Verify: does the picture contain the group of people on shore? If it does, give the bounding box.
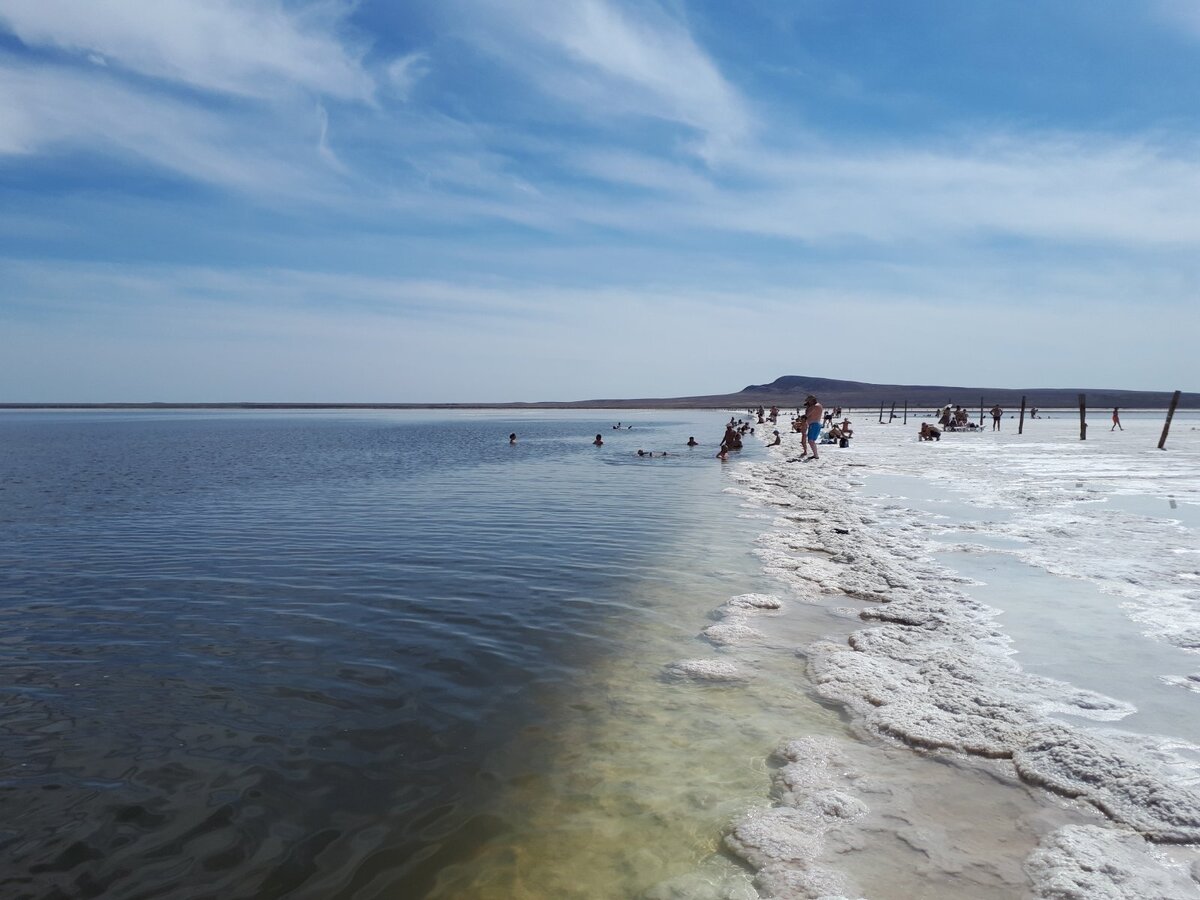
[712,396,857,462]
[508,399,1133,463]
[937,406,980,431]
[753,396,853,461]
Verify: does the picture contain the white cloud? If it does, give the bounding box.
[386,52,429,100]
[567,148,717,195]
[2,257,1196,402]
[733,135,1200,246]
[0,59,334,193]
[523,132,1200,250]
[0,0,374,101]
[457,0,750,158]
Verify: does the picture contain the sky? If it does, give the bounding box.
[1,0,1198,403]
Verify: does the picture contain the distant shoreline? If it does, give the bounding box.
[2,403,1195,412]
[2,375,1194,411]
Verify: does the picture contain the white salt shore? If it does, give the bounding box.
[676,411,1200,899]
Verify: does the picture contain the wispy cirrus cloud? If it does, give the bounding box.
[385,51,430,100]
[0,58,342,192]
[454,0,750,158]
[0,0,374,100]
[714,133,1200,246]
[2,256,1195,401]
[0,0,392,195]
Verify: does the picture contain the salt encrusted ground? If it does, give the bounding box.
[670,415,1200,899]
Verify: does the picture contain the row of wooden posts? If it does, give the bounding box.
[873,391,1185,449]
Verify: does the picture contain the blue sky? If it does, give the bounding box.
[1,0,1198,402]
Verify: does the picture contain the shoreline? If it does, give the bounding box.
[681,417,1200,897]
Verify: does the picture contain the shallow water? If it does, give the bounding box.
[847,408,1200,800]
[940,550,1200,745]
[0,409,781,899]
[4,405,1199,898]
[713,407,1200,895]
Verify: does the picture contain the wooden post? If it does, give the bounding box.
[903,400,908,424]
[878,403,884,424]
[1078,394,1087,441]
[1159,390,1182,450]
[979,397,985,427]
[1018,395,1027,435]
[889,401,896,422]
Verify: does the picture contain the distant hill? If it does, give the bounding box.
[547,375,1193,411]
[2,376,1193,410]
[719,375,1194,411]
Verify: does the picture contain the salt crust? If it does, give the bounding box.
[1014,727,1200,844]
[703,619,762,646]
[733,453,1200,856]
[715,451,1200,900]
[663,658,746,683]
[724,737,866,900]
[662,593,787,682]
[1024,824,1200,899]
[691,440,1200,897]
[727,593,785,611]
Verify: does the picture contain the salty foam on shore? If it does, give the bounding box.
[709,415,1200,898]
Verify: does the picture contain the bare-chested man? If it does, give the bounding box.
[803,395,824,460]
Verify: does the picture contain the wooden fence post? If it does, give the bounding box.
[1159,390,1182,450]
[889,401,896,422]
[878,403,884,424]
[979,397,984,427]
[903,400,908,424]
[1018,395,1026,435]
[1078,394,1087,441]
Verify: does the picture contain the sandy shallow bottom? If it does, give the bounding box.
[429,411,1200,899]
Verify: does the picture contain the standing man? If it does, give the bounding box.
[1112,408,1123,431]
[990,405,1003,431]
[804,395,824,460]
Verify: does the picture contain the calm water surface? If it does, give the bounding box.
[0,409,767,899]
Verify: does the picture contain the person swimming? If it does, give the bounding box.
[593,434,603,446]
[509,433,516,445]
[687,436,698,447]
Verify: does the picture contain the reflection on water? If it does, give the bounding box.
[942,549,1200,745]
[0,409,773,898]
[8,408,1183,897]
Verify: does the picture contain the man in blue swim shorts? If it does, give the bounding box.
[803,395,824,460]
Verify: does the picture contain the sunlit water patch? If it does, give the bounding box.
[5,407,1200,899]
[0,409,792,899]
